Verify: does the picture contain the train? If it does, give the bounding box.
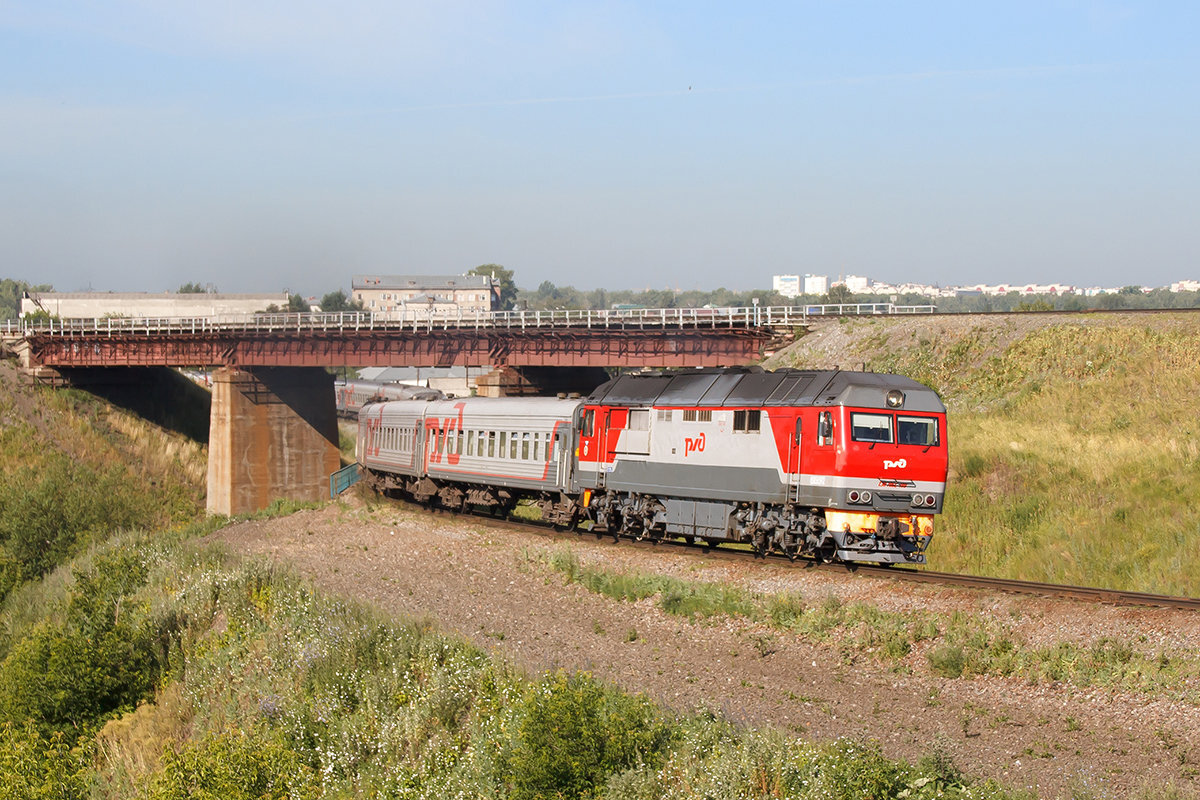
[335,379,444,418]
[355,367,948,565]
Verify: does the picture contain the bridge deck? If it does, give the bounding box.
[6,303,935,369]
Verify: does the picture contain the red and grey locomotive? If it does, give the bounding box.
[357,367,948,565]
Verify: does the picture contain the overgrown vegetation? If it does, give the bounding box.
[0,376,205,604]
[1,532,1028,799]
[540,548,1200,702]
[775,314,1200,596]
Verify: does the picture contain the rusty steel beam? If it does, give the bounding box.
[24,326,770,369]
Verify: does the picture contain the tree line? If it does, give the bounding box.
[5,274,1199,320]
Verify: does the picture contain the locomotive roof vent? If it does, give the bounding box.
[886,389,905,408]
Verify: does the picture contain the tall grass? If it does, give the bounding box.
[788,315,1200,595]
[0,532,1044,800]
[0,380,205,604]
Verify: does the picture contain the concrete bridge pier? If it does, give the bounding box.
[206,367,342,516]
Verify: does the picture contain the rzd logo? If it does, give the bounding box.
[684,433,705,456]
[883,458,907,470]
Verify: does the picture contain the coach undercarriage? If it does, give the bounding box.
[363,469,927,565]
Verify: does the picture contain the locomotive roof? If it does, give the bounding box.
[586,368,945,413]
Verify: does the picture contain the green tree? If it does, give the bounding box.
[0,279,53,319]
[824,284,854,304]
[177,282,210,294]
[319,289,362,312]
[287,293,309,312]
[469,264,517,310]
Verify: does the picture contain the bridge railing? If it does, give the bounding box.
[3,303,934,337]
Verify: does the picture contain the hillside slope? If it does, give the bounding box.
[0,360,206,601]
[766,312,1200,595]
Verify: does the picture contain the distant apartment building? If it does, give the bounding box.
[771,274,801,298]
[1172,279,1200,292]
[803,274,828,295]
[842,275,871,293]
[20,291,288,319]
[352,274,500,314]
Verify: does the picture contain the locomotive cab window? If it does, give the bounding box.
[733,409,761,433]
[581,409,594,437]
[818,411,834,446]
[851,413,893,443]
[898,416,938,446]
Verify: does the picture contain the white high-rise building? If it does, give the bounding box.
[772,274,801,298]
[803,274,828,295]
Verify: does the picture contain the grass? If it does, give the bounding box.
[778,314,1200,596]
[0,531,1046,800]
[537,546,1200,702]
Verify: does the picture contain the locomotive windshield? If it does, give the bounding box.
[850,413,940,446]
[898,415,939,446]
[851,413,893,443]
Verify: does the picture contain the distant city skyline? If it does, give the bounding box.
[2,3,1197,296]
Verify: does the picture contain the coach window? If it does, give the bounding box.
[510,432,519,459]
[851,413,893,444]
[818,411,834,446]
[457,429,465,454]
[522,432,531,460]
[499,432,507,458]
[488,431,496,458]
[467,430,475,455]
[733,409,761,433]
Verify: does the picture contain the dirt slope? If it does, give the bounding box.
[213,499,1200,798]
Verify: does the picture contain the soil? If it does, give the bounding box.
[212,498,1200,798]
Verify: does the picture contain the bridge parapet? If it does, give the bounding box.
[3,302,933,338]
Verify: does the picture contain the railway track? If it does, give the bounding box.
[413,501,1200,612]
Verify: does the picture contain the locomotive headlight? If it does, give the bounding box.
[912,493,924,507]
[860,490,872,504]
[885,389,905,408]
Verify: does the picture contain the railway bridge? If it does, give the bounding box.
[1,303,931,515]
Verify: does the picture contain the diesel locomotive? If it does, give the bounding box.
[356,367,948,565]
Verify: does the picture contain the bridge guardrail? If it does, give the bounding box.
[2,303,934,337]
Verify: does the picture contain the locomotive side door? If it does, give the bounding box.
[786,416,802,503]
[596,409,612,489]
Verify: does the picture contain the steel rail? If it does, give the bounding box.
[398,498,1200,612]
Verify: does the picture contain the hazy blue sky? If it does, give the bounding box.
[2,2,1197,296]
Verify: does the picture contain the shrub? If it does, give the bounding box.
[504,671,671,800]
[145,729,318,800]
[0,720,88,800]
[0,548,162,739]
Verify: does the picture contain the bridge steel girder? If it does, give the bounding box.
[23,327,769,369]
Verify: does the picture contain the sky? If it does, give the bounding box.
[1,2,1197,297]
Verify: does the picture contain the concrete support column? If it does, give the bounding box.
[207,366,341,516]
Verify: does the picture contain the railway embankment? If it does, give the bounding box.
[767,311,1200,597]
